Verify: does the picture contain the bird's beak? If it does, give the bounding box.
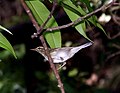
[30,48,37,51]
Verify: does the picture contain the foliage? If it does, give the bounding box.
[25,0,61,48]
[25,0,105,48]
[0,25,17,58]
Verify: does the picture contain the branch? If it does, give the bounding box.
[20,0,65,93]
[45,1,115,32]
[112,14,120,26]
[31,0,57,38]
[112,43,120,49]
[109,32,120,39]
[31,0,116,38]
[105,51,120,63]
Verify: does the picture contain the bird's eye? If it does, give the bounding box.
[37,47,41,50]
[38,47,43,50]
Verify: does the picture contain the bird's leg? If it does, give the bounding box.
[57,62,66,70]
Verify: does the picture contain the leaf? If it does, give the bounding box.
[80,0,97,28]
[88,16,107,35]
[0,25,13,35]
[88,16,97,26]
[96,23,107,35]
[62,0,86,16]
[62,0,91,41]
[80,0,93,12]
[25,0,61,48]
[0,32,17,59]
[68,68,78,77]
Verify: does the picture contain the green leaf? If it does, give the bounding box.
[88,16,97,26]
[96,23,107,35]
[62,0,86,16]
[0,25,13,35]
[80,0,97,29]
[62,0,91,41]
[0,32,17,59]
[68,68,78,77]
[88,16,107,35]
[25,0,61,48]
[80,0,93,12]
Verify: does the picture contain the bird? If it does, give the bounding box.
[31,42,92,64]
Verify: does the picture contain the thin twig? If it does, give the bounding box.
[45,1,115,32]
[20,0,65,93]
[31,0,58,38]
[109,32,120,39]
[112,14,120,26]
[105,51,120,63]
[112,43,120,49]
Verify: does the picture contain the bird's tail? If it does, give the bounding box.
[70,42,92,54]
[79,42,92,49]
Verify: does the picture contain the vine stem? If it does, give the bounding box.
[20,0,65,93]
